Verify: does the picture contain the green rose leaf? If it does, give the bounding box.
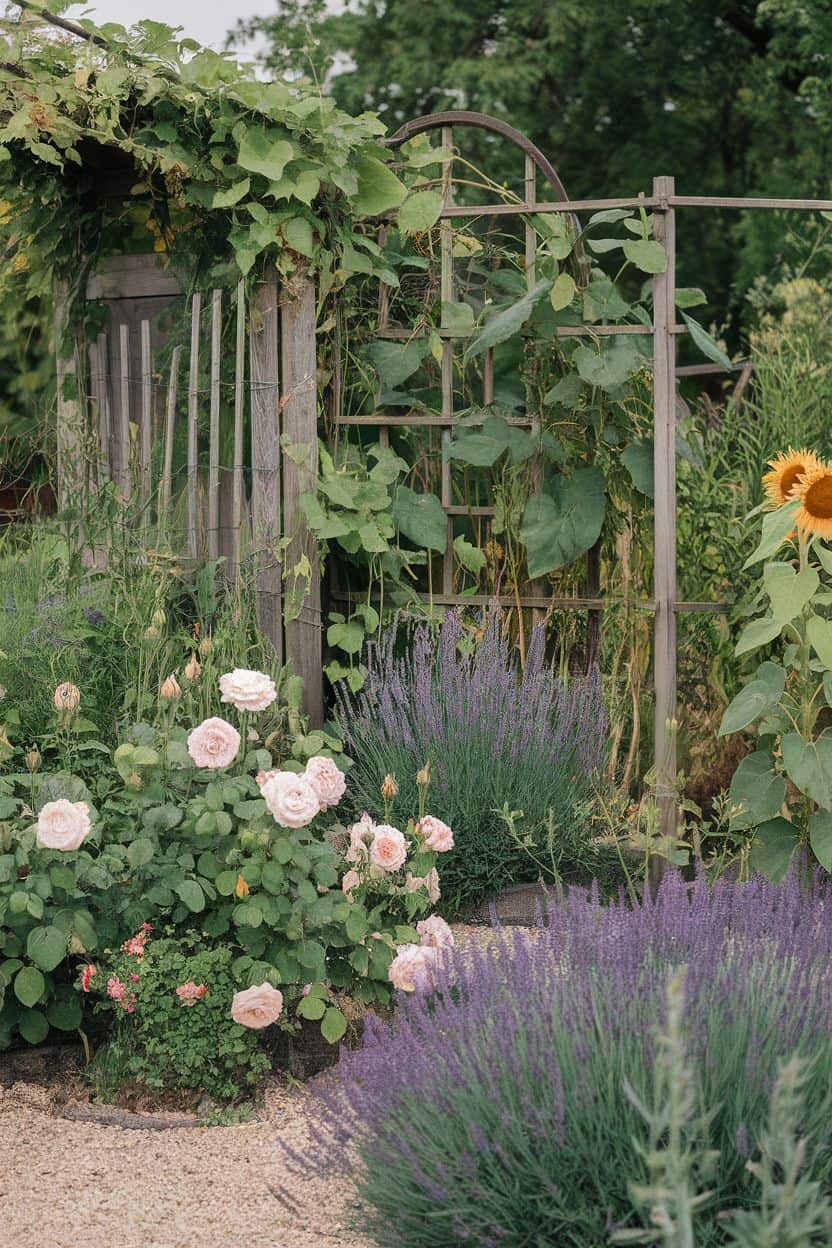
[321,1005,348,1044]
[392,485,447,553]
[719,661,786,736]
[175,880,206,913]
[127,837,155,869]
[26,925,67,973]
[14,965,45,1008]
[749,818,798,883]
[520,467,606,577]
[728,751,786,830]
[809,809,832,871]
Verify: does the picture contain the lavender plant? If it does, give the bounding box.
[289,871,832,1247]
[336,611,607,915]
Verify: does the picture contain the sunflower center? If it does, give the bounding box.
[804,475,832,519]
[780,464,806,496]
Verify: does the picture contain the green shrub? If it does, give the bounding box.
[87,935,271,1104]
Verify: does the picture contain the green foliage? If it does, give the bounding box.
[87,936,271,1104]
[720,497,832,880]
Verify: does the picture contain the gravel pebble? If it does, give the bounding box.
[0,1078,372,1248]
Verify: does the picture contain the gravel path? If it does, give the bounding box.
[0,1078,371,1248]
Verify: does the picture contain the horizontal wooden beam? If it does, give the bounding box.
[336,414,533,427]
[433,194,832,220]
[331,589,732,613]
[87,255,184,300]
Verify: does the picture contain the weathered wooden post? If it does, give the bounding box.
[249,269,283,663]
[281,273,324,727]
[651,174,678,842]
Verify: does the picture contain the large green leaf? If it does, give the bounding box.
[573,340,645,393]
[807,616,832,670]
[763,562,818,623]
[728,751,786,830]
[681,312,731,369]
[466,280,549,358]
[47,986,83,1031]
[749,818,798,883]
[719,661,786,736]
[809,809,832,871]
[367,339,428,389]
[237,130,295,181]
[26,925,66,973]
[18,1008,49,1045]
[550,272,576,311]
[520,467,606,577]
[354,154,407,215]
[621,440,654,498]
[781,733,832,810]
[175,880,206,913]
[622,238,667,273]
[743,500,799,569]
[734,616,783,657]
[392,486,447,553]
[14,965,45,1008]
[398,190,443,234]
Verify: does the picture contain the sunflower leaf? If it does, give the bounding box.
[743,500,799,569]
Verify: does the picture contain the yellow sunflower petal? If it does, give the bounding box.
[793,461,832,539]
[762,447,824,507]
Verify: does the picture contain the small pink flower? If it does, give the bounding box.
[176,981,208,1006]
[303,756,347,811]
[405,868,441,904]
[388,944,437,993]
[140,923,153,933]
[341,869,361,899]
[255,769,278,788]
[107,976,126,1001]
[130,973,139,983]
[370,824,408,873]
[345,816,375,864]
[301,983,312,997]
[187,716,240,770]
[121,927,151,959]
[417,815,454,853]
[417,915,455,950]
[80,964,96,993]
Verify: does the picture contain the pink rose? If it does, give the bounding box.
[36,799,91,851]
[345,816,375,864]
[219,668,277,713]
[370,824,408,873]
[303,756,346,811]
[417,815,454,853]
[417,915,454,950]
[187,717,240,769]
[405,868,441,903]
[231,983,284,1029]
[341,868,361,899]
[255,769,278,788]
[261,771,321,828]
[176,981,207,1006]
[388,943,437,993]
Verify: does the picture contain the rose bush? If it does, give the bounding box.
[0,672,454,1059]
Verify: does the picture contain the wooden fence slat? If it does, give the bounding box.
[208,288,222,560]
[281,273,323,726]
[439,125,455,596]
[652,174,678,840]
[96,331,110,480]
[118,322,131,500]
[187,292,201,560]
[140,319,152,509]
[249,270,283,662]
[232,279,246,584]
[159,344,182,527]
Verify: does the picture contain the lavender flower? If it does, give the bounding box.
[336,611,607,914]
[286,870,832,1247]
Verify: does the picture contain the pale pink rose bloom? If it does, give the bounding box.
[303,756,346,811]
[231,983,284,1029]
[417,815,454,853]
[345,816,375,864]
[175,981,207,1006]
[341,869,361,899]
[36,799,91,851]
[388,943,438,993]
[370,824,408,873]
[187,717,240,769]
[255,769,279,788]
[261,771,321,828]
[219,668,277,713]
[417,915,455,950]
[404,868,440,903]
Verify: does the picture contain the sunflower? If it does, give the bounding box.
[762,447,824,506]
[793,460,832,539]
